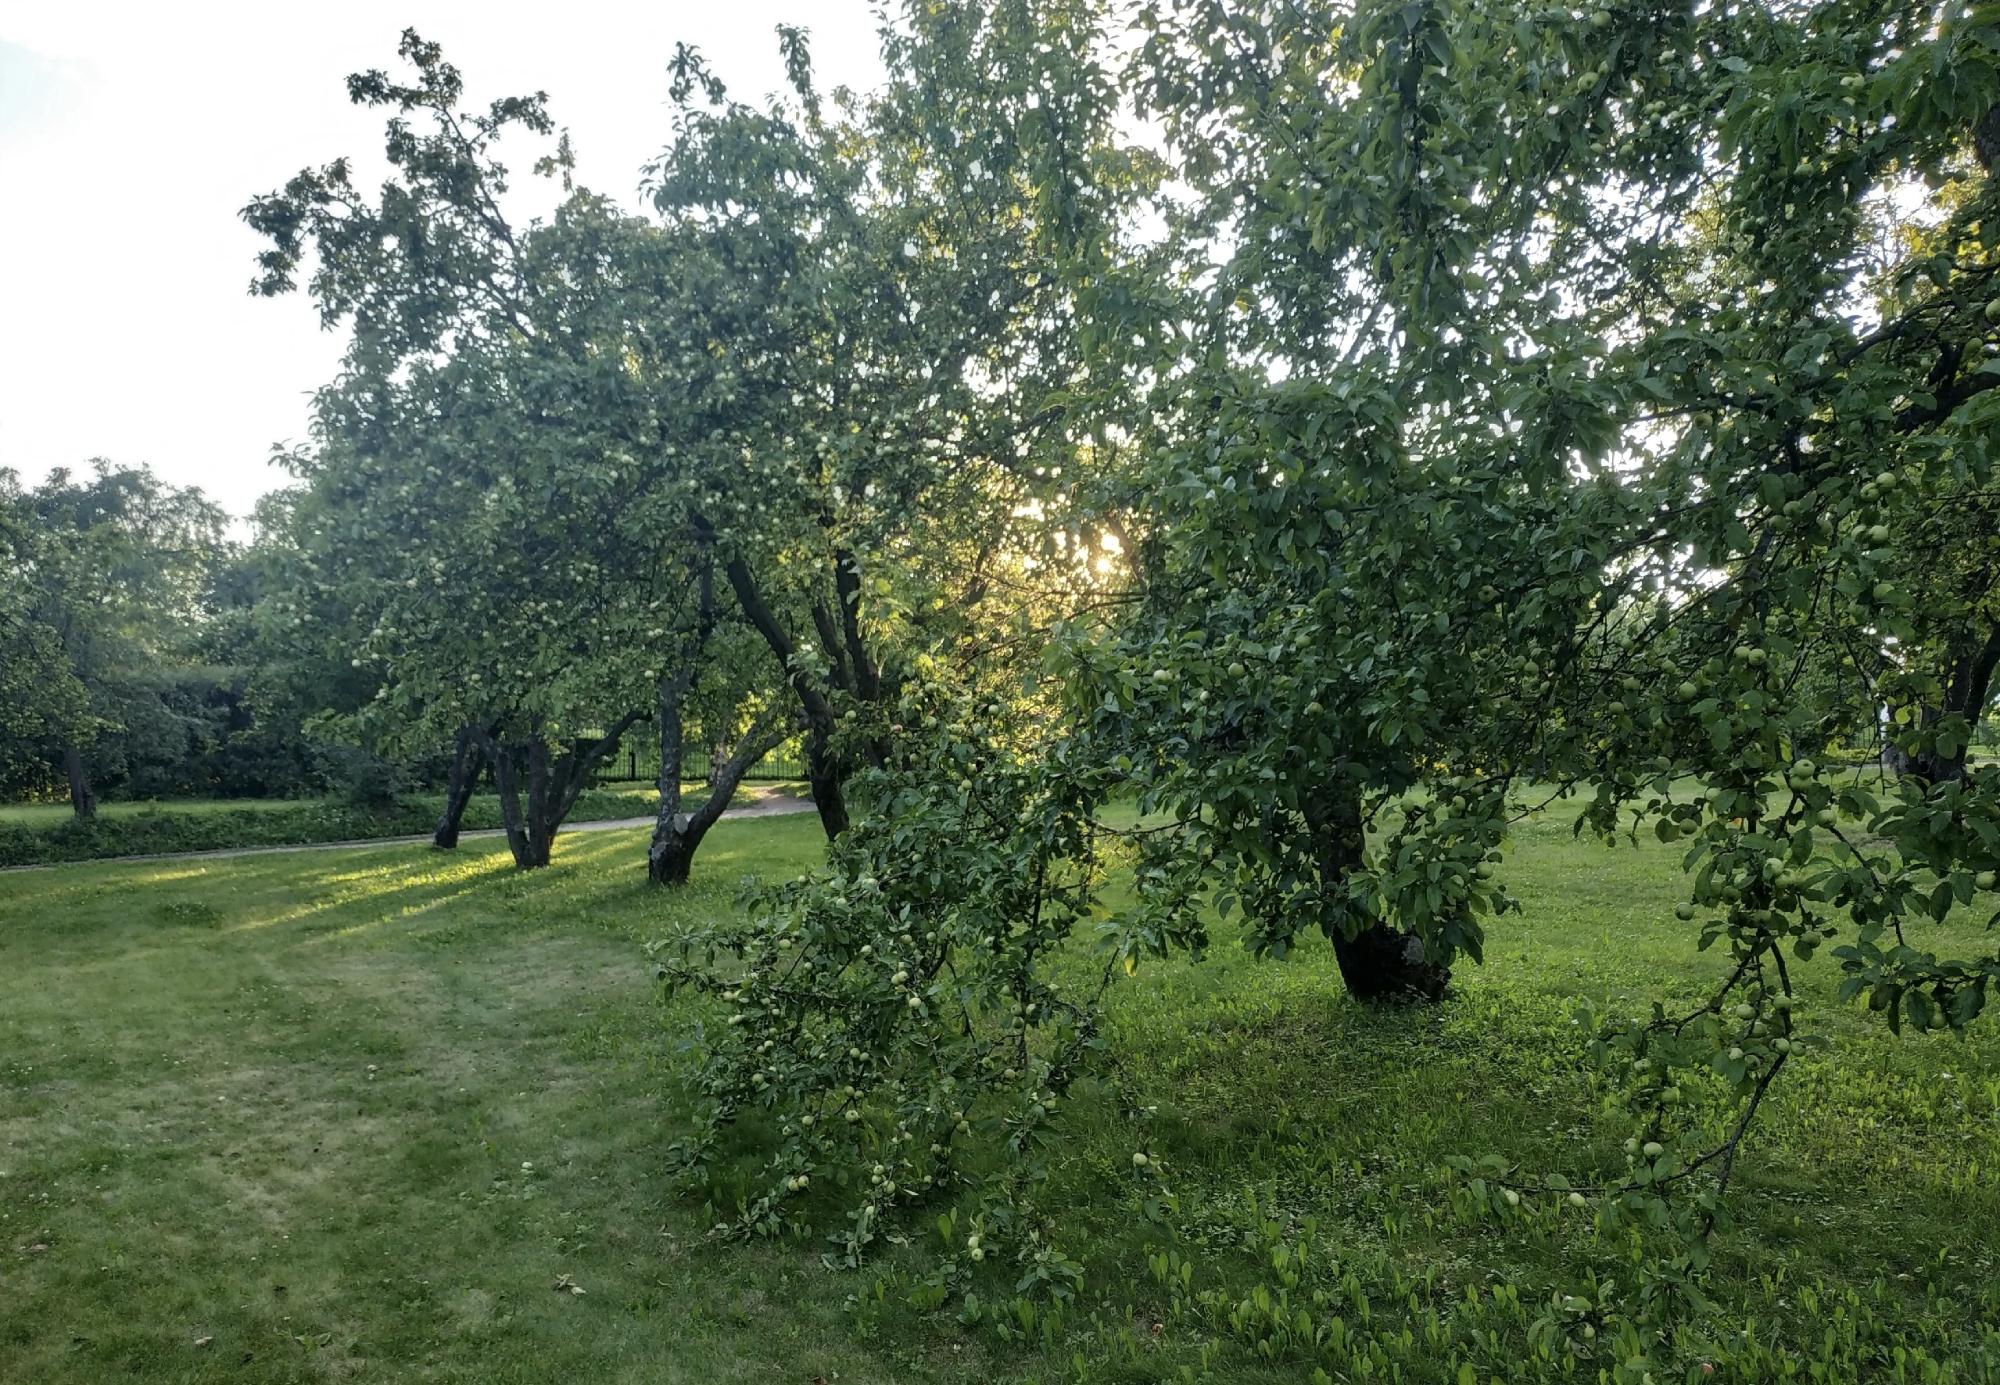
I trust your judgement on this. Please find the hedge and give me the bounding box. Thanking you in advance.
[0,789,667,869]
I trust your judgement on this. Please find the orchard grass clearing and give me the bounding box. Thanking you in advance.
[2,807,1997,1382]
[0,784,810,869]
[0,784,708,829]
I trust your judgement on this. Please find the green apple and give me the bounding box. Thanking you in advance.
[1976,870,1996,891]
[1677,680,1699,700]
[1642,1140,1665,1158]
[1986,297,2000,325]
[1132,1151,1150,1167]
[1675,903,1696,921]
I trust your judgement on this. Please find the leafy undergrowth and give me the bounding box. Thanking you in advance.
[1,810,1996,1382]
[0,785,749,868]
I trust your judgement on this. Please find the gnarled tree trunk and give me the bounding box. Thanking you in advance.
[432,724,484,849]
[62,744,95,821]
[722,551,859,840]
[650,689,790,886]
[1307,784,1452,1002]
[475,711,643,870]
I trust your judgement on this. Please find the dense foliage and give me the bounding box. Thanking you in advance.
[0,463,244,814]
[655,0,2000,1366]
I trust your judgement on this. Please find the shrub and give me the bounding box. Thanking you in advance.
[0,787,656,868]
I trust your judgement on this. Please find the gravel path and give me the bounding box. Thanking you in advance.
[0,790,817,872]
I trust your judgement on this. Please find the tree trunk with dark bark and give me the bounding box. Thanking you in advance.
[650,672,695,885]
[803,720,850,839]
[474,712,643,870]
[722,551,862,841]
[1308,784,1452,1001]
[62,744,95,821]
[477,730,540,868]
[649,692,789,886]
[1888,620,2000,784]
[432,725,483,849]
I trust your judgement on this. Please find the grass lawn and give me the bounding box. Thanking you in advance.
[0,784,744,829]
[0,783,812,869]
[2,807,1997,1381]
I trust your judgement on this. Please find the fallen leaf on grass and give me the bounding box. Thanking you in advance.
[552,1273,585,1295]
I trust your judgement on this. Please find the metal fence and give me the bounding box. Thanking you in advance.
[597,736,807,785]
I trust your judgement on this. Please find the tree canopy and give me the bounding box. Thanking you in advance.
[0,463,229,815]
[656,0,2000,1329]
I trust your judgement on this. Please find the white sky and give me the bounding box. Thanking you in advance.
[0,1,884,524]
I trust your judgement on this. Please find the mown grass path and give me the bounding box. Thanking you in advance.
[2,808,1996,1381]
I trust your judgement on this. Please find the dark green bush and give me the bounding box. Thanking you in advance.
[0,788,659,868]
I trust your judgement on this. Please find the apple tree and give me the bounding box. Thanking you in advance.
[247,33,790,874]
[0,463,228,818]
[636,5,1158,838]
[666,0,2000,1332]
